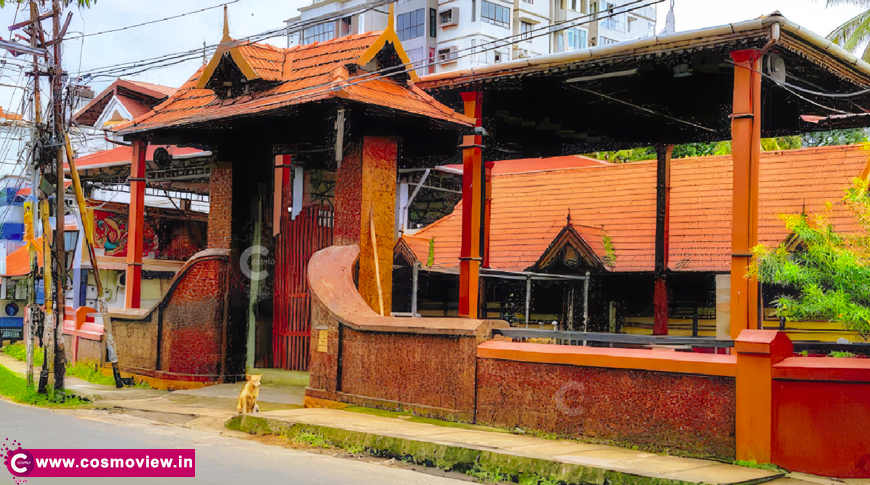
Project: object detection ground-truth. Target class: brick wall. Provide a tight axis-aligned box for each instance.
[161,259,226,376]
[208,166,233,250]
[341,327,478,414]
[334,144,362,246]
[476,358,736,459]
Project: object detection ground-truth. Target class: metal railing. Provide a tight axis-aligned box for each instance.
[493,328,734,350]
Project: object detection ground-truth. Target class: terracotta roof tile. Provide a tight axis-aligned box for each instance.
[404,145,870,273]
[118,32,471,134]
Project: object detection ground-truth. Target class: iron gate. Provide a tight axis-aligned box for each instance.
[272,204,334,370]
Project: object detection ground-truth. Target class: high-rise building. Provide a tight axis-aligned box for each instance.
[286,0,656,74]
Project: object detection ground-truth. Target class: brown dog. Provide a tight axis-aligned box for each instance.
[237,375,262,414]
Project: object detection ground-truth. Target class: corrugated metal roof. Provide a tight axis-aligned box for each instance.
[403,145,870,273]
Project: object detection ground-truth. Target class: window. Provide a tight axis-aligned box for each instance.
[397,9,425,41]
[520,21,533,41]
[430,8,436,37]
[438,46,458,63]
[406,47,425,75]
[439,9,453,25]
[481,1,510,29]
[567,28,587,49]
[339,17,352,37]
[522,0,533,4]
[303,22,334,44]
[556,32,564,52]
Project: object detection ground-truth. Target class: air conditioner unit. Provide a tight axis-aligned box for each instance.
[438,46,459,63]
[518,48,530,59]
[438,7,458,28]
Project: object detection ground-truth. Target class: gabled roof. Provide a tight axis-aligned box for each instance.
[73,79,177,127]
[116,19,472,135]
[529,223,607,273]
[403,145,870,273]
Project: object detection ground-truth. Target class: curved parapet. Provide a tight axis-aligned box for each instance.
[107,248,231,387]
[306,244,507,421]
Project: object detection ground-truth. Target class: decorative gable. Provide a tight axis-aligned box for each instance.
[530,222,609,273]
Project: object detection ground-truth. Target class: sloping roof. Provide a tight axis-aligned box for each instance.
[438,155,610,175]
[62,145,208,172]
[116,32,473,135]
[73,79,177,127]
[403,145,870,273]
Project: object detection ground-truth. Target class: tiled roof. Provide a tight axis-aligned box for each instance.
[116,32,472,134]
[62,145,208,172]
[73,79,176,127]
[403,145,870,273]
[439,155,610,175]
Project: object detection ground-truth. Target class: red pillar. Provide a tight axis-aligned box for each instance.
[459,92,483,318]
[730,49,762,339]
[125,139,147,309]
[653,144,673,335]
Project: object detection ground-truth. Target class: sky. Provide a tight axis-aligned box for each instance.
[0,0,864,171]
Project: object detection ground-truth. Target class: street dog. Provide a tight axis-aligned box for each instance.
[237,375,262,414]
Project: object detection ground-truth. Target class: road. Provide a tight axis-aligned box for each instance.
[0,399,468,485]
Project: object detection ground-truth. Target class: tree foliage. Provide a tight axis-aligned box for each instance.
[585,136,800,163]
[826,0,870,62]
[750,178,870,336]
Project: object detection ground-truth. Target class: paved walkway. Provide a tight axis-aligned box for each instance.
[252,408,777,485]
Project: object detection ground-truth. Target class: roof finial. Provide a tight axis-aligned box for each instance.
[567,209,572,226]
[221,5,232,43]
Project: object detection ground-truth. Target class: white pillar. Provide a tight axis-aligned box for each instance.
[715,274,731,340]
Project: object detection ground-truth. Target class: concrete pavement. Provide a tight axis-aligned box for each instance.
[0,398,470,485]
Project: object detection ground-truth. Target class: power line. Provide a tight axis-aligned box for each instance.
[65,0,242,40]
[121,0,663,130]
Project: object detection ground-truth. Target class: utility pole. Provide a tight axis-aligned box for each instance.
[25,0,42,389]
[50,0,68,399]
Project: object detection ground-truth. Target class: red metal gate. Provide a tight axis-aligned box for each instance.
[273,204,334,370]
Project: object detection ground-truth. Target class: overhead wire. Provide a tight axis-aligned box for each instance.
[65,0,242,40]
[118,0,665,133]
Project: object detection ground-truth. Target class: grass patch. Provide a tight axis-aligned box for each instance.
[66,360,117,386]
[0,364,88,408]
[4,342,44,367]
[733,460,783,472]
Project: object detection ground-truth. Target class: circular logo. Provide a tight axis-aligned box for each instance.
[240,245,270,281]
[554,381,586,417]
[6,450,34,478]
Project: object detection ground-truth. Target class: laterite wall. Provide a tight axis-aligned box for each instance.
[341,327,479,414]
[160,259,227,377]
[476,357,736,458]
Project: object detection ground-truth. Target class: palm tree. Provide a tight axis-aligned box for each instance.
[827,0,870,61]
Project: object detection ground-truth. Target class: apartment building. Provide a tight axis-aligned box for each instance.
[286,0,656,74]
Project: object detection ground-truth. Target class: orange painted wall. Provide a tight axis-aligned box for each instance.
[772,357,870,478]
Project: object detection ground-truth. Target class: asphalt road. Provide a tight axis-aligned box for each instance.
[0,399,468,485]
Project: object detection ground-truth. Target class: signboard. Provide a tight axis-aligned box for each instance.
[317,330,328,353]
[0,328,22,340]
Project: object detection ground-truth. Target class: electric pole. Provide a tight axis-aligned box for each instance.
[50,0,67,399]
